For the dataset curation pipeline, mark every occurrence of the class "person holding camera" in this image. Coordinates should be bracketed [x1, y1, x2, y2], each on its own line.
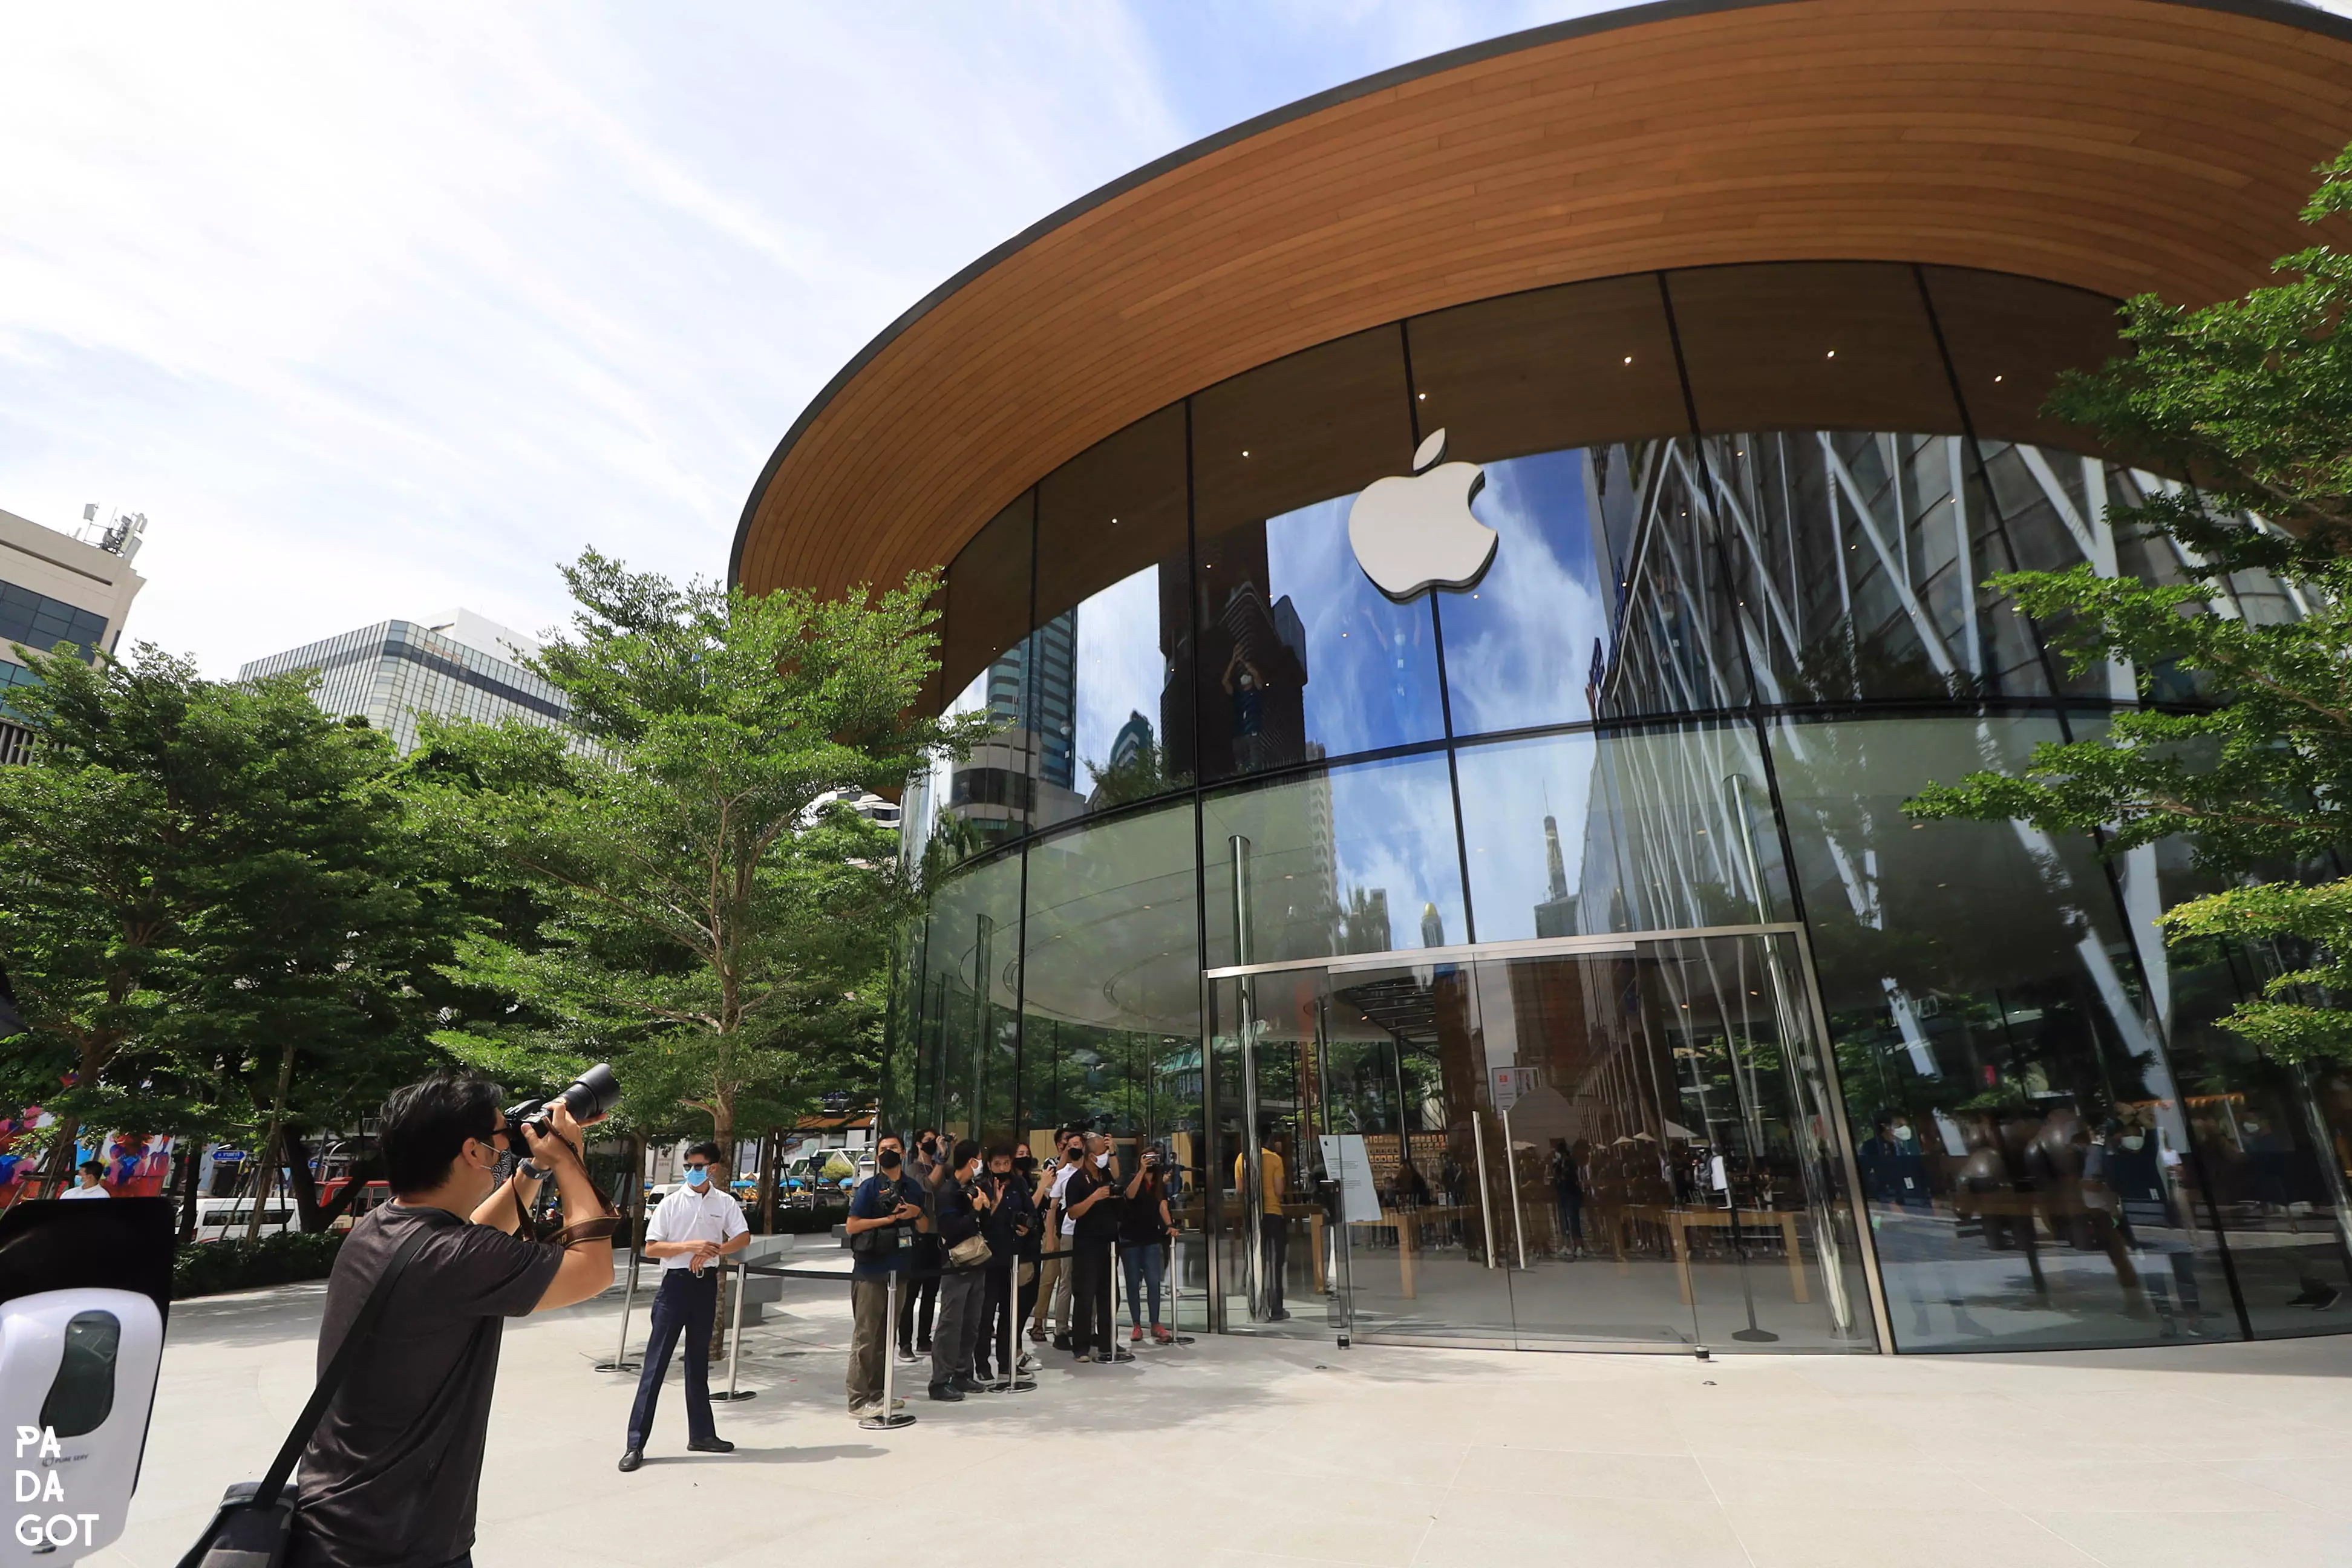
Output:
[926, 1138, 993, 1400]
[289, 1073, 614, 1568]
[618, 1142, 748, 1472]
[1034, 1128, 1079, 1348]
[973, 1146, 1037, 1382]
[1062, 1135, 1122, 1362]
[844, 1134, 924, 1420]
[1120, 1146, 1177, 1344]
[896, 1129, 946, 1359]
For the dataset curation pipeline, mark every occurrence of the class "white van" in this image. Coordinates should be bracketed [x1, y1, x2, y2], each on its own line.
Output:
[190, 1196, 296, 1241]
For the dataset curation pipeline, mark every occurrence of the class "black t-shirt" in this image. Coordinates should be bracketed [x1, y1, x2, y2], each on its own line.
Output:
[1065, 1164, 1120, 1245]
[1118, 1177, 1170, 1245]
[290, 1203, 561, 1568]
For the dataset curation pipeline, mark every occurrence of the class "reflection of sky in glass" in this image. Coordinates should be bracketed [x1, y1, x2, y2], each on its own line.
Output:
[1071, 564, 1166, 783]
[1203, 751, 1463, 965]
[1454, 731, 1596, 942]
[1439, 447, 1609, 737]
[1263, 495, 1445, 759]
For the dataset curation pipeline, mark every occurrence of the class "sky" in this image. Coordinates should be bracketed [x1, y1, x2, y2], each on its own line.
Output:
[0, 0, 1617, 675]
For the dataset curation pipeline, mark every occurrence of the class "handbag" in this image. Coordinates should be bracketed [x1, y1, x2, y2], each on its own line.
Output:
[946, 1233, 992, 1270]
[175, 1220, 436, 1568]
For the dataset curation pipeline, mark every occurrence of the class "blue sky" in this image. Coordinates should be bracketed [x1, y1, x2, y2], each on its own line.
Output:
[0, 1, 1606, 673]
[4, 1, 2342, 674]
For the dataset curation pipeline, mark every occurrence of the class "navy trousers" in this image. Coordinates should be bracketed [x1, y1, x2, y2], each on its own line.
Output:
[627, 1267, 719, 1449]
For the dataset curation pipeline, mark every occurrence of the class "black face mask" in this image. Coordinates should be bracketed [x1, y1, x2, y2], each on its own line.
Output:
[878, 1152, 903, 1172]
[1013, 1157, 1037, 1174]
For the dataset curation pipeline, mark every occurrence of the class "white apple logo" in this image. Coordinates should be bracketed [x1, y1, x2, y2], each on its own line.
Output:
[1347, 428, 1498, 602]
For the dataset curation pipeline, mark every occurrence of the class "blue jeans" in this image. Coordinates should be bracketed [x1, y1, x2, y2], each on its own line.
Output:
[1122, 1240, 1166, 1328]
[627, 1267, 718, 1449]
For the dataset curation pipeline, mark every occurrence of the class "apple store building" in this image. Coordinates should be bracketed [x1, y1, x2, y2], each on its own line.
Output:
[733, 0, 2352, 1354]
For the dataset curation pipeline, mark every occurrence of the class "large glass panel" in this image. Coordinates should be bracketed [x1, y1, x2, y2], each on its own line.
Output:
[1704, 431, 2046, 703]
[920, 847, 1024, 1146]
[1454, 724, 1787, 941]
[2113, 837, 2352, 1336]
[1919, 266, 2128, 457]
[1034, 405, 1195, 811]
[1772, 714, 2233, 1349]
[1191, 328, 1442, 776]
[1201, 752, 1466, 969]
[1208, 959, 1517, 1342]
[1475, 936, 1873, 1350]
[1020, 798, 1209, 1333]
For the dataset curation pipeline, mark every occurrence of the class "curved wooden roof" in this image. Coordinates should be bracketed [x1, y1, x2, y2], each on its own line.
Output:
[732, 0, 2352, 598]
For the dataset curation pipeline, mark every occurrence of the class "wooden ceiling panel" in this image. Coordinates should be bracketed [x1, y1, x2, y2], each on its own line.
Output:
[733, 0, 2352, 599]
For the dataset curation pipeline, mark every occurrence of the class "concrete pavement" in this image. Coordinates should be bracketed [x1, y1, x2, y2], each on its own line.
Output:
[94, 1270, 2352, 1568]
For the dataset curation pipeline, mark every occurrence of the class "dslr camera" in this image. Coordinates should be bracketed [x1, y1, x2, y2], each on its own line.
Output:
[501, 1063, 619, 1154]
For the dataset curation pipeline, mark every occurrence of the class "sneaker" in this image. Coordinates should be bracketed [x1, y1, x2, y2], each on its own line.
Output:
[1073, 1351, 1095, 1364]
[1152, 1325, 1174, 1344]
[1018, 1351, 1041, 1372]
[895, 1347, 918, 1363]
[1130, 1325, 1144, 1342]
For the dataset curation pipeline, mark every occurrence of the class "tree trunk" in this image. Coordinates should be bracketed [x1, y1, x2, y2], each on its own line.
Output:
[246, 1036, 297, 1242]
[710, 1091, 734, 1151]
[759, 1125, 780, 1235]
[174, 1135, 201, 1243]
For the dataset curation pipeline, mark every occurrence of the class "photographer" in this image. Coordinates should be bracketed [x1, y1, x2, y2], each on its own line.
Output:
[926, 1139, 990, 1400]
[290, 1072, 613, 1568]
[1120, 1146, 1176, 1345]
[896, 1129, 945, 1360]
[843, 1134, 924, 1420]
[618, 1142, 747, 1471]
[973, 1146, 1037, 1381]
[1062, 1135, 1120, 1362]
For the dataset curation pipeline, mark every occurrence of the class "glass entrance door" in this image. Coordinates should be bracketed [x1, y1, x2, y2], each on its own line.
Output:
[1206, 929, 1878, 1350]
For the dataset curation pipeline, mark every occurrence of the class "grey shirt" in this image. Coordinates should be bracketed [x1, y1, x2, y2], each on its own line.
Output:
[290, 1203, 560, 1567]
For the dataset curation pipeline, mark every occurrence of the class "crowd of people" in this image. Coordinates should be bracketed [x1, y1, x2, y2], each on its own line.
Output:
[845, 1125, 1181, 1413]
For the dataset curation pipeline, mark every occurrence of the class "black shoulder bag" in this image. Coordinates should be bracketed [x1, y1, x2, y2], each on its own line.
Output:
[176, 1220, 436, 1568]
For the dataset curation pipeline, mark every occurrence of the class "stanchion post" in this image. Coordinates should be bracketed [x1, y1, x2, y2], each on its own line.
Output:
[596, 1198, 643, 1373]
[711, 1257, 756, 1401]
[995, 1259, 1035, 1392]
[860, 1268, 916, 1429]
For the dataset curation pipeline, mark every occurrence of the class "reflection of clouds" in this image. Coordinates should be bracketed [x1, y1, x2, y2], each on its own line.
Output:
[1327, 756, 1463, 949]
[1455, 732, 1596, 942]
[1445, 448, 1608, 737]
[1264, 495, 1446, 759]
[1071, 565, 1166, 776]
[1018, 808, 1200, 1034]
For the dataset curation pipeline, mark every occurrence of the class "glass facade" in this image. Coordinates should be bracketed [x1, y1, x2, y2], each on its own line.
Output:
[893, 261, 2351, 1354]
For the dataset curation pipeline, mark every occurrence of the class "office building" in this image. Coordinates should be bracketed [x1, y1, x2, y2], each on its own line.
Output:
[0, 505, 148, 765]
[239, 608, 570, 754]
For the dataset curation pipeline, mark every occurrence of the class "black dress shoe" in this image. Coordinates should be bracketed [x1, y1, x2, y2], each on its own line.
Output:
[951, 1374, 987, 1393]
[927, 1381, 965, 1402]
[687, 1437, 734, 1453]
[617, 1449, 642, 1472]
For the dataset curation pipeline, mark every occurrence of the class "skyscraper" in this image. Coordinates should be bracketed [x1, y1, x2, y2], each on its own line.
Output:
[1535, 813, 1579, 938]
[239, 609, 572, 754]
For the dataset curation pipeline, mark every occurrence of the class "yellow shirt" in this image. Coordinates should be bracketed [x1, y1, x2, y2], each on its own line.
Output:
[1233, 1148, 1285, 1212]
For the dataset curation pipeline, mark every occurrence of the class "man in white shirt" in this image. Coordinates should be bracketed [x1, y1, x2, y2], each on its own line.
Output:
[60, 1158, 111, 1198]
[620, 1142, 748, 1471]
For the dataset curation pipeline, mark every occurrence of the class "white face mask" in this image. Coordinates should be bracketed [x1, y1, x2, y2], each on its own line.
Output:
[2120, 1135, 2145, 1151]
[1094, 1150, 1110, 1168]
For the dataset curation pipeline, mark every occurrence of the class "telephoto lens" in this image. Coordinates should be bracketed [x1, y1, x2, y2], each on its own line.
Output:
[503, 1063, 619, 1142]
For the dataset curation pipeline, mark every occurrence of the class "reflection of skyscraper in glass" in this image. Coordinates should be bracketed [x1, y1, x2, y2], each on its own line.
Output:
[1535, 813, 1579, 937]
[1108, 710, 1153, 772]
[984, 608, 1079, 789]
[1420, 901, 1445, 948]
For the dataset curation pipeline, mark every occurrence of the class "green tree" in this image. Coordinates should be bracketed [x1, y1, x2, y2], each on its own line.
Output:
[1909, 143, 2352, 1067]
[416, 552, 978, 1149]
[0, 646, 449, 1227]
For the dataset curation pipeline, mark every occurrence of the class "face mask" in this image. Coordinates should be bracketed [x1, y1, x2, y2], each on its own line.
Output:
[1891, 1126, 1915, 1144]
[1014, 1157, 1036, 1174]
[2121, 1135, 2146, 1151]
[684, 1167, 710, 1189]
[1094, 1150, 1110, 1168]
[879, 1152, 903, 1172]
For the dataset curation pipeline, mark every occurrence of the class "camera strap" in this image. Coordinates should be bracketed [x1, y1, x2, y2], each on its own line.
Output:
[252, 1217, 437, 1506]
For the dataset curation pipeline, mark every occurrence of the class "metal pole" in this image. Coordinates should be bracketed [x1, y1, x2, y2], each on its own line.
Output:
[1231, 835, 1267, 1322]
[596, 1140, 647, 1373]
[1501, 1105, 1529, 1270]
[860, 1269, 916, 1429]
[1471, 1112, 1498, 1269]
[712, 1258, 756, 1400]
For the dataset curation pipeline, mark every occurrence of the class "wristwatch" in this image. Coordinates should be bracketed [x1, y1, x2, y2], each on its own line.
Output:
[519, 1158, 555, 1181]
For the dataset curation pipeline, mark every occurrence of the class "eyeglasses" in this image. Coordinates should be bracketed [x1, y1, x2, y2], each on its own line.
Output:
[685, 1161, 712, 1171]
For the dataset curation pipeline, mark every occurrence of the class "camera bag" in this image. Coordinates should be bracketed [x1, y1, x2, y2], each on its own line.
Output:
[174, 1220, 434, 1568]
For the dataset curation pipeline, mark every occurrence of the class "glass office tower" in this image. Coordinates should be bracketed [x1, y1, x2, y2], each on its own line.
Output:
[888, 261, 2351, 1355]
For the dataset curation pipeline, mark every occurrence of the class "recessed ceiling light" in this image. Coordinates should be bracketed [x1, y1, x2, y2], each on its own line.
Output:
[1994, 374, 2005, 383]
[1417, 393, 1426, 400]
[1826, 350, 1837, 359]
